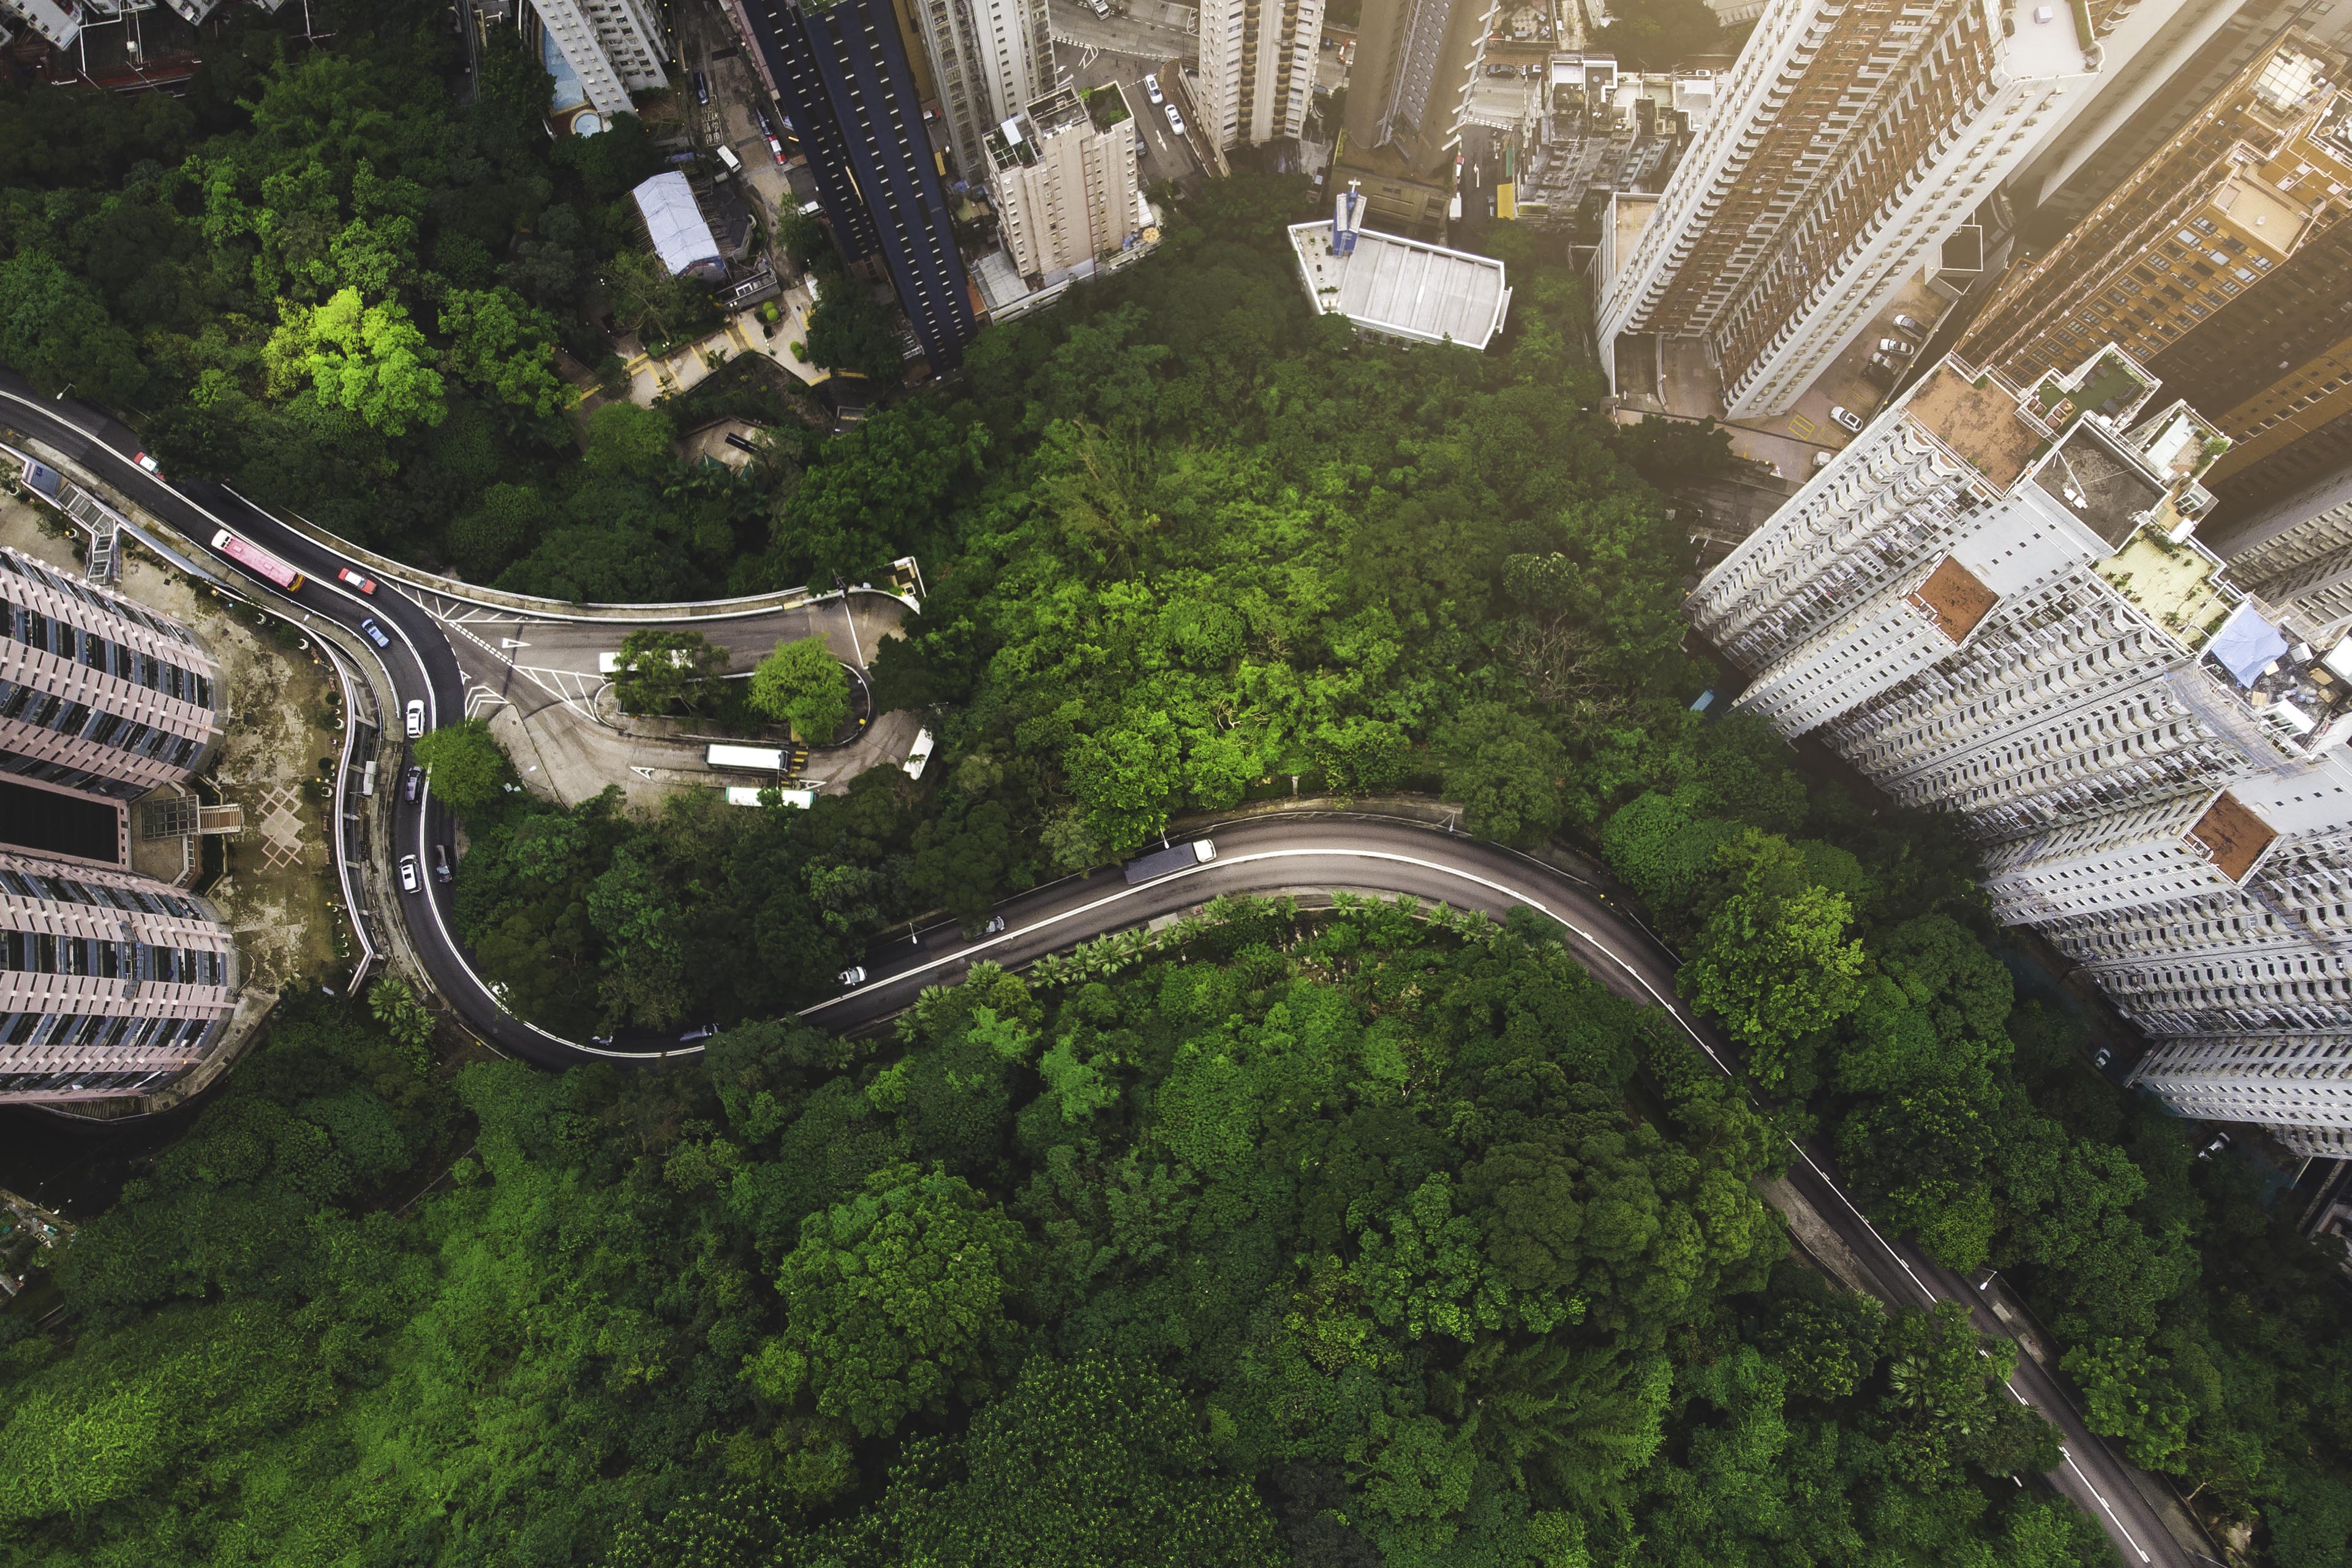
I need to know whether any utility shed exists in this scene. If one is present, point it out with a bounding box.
[1286,221,1512,350]
[631,172,726,281]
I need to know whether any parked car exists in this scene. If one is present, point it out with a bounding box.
[1892,312,1926,336]
[404,698,425,738]
[398,855,420,894]
[2092,1046,2113,1069]
[1144,72,1163,104]
[838,965,868,987]
[1860,362,1896,390]
[1828,405,1864,433]
[766,131,786,163]
[359,618,391,650]
[693,70,709,104]
[432,843,453,884]
[336,567,377,594]
[2198,1129,2233,1159]
[1877,336,1915,357]
[402,766,423,804]
[1166,104,1186,137]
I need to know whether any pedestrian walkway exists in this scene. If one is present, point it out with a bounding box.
[605,285,829,410]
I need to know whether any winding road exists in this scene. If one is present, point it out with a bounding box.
[0,379,2197,1568]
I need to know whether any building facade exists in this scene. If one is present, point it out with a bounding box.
[1,545,220,816]
[0,847,239,1105]
[1958,36,2352,420]
[1332,0,1496,231]
[736,0,980,371]
[1598,0,2128,418]
[989,86,1142,279]
[2209,465,2352,641]
[1197,0,1328,151]
[529,0,671,118]
[1694,344,2352,1149]
[902,0,1057,184]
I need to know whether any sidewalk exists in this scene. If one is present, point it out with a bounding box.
[610,286,828,409]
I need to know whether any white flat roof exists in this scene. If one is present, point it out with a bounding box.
[1286,222,1511,350]
[631,171,723,277]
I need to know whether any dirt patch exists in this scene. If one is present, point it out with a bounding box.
[0,496,347,994]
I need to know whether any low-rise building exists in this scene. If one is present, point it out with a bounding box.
[1287,186,1512,351]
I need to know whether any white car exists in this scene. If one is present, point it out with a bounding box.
[1165,104,1186,137]
[1828,405,1863,434]
[404,698,426,738]
[398,855,420,894]
[1144,72,1164,104]
[838,965,868,987]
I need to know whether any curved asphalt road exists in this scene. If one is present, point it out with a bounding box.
[0,380,2189,1568]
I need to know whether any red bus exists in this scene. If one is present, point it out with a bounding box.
[211,529,305,591]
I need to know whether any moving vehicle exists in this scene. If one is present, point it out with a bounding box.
[707,742,788,771]
[983,915,1007,935]
[677,1023,720,1044]
[1877,337,1914,358]
[839,965,868,987]
[1166,105,1186,137]
[433,843,453,883]
[404,699,425,739]
[336,567,376,594]
[1123,838,1217,884]
[402,766,423,804]
[398,855,420,894]
[359,619,391,650]
[1828,405,1863,434]
[134,450,160,475]
[211,529,306,591]
[1144,72,1163,104]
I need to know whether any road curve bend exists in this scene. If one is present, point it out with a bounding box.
[0,380,2191,1568]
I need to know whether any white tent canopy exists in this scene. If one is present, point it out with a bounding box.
[631,172,724,279]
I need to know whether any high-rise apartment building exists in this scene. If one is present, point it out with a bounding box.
[0,0,78,48]
[2207,466,2352,641]
[0,846,239,1105]
[1599,0,2135,418]
[1958,36,2352,408]
[1,544,220,820]
[529,0,671,119]
[988,85,1143,281]
[1197,0,1328,152]
[901,0,1057,184]
[1332,0,1497,232]
[736,0,980,371]
[1695,344,2352,1150]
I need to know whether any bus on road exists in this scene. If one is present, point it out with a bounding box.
[211,529,305,591]
[707,744,787,772]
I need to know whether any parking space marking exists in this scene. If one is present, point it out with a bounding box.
[1787,413,1817,439]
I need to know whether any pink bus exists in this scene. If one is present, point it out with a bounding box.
[211,529,305,591]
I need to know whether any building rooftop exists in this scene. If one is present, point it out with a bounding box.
[2097,528,2231,641]
[631,172,723,278]
[1286,221,1512,350]
[2036,426,2168,548]
[1905,364,2042,492]
[1908,556,2000,644]
[2188,791,2276,882]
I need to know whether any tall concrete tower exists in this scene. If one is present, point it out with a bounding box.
[902,0,1058,184]
[1198,0,1329,151]
[1597,0,2179,418]
[530,0,671,118]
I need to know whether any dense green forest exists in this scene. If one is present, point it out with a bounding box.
[3,908,2119,1567]
[7,11,2352,1565]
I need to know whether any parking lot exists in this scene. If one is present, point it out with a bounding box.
[1745,274,1956,454]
